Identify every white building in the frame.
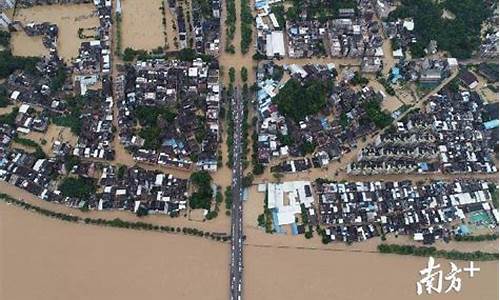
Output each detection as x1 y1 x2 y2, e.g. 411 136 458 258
266 31 285 58
267 181 314 226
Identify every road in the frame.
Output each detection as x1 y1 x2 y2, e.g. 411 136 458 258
229 87 244 300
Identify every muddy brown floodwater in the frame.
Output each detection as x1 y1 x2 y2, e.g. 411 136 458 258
244 245 498 300
0 202 229 300
11 4 99 62
1 202 497 300
120 0 165 51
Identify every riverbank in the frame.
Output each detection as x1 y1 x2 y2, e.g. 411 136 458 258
1 201 497 300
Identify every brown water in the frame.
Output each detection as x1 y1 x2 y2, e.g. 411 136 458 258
244 244 498 300
12 4 99 61
24 125 78 155
219 0 256 84
0 202 229 300
121 0 164 51
10 32 48 57
1 202 497 300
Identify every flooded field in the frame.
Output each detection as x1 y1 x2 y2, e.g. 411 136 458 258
121 0 164 51
10 32 48 57
12 4 99 61
367 80 405 112
24 125 78 155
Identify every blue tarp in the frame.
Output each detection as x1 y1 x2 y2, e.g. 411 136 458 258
290 223 298 235
391 67 402 83
271 209 283 233
459 224 471 235
419 162 429 171
320 117 330 129
484 119 499 130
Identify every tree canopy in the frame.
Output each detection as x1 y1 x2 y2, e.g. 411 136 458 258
273 79 328 122
388 0 491 59
189 171 213 210
0 51 40 78
59 177 96 199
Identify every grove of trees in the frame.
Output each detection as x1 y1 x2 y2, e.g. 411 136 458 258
273 79 328 122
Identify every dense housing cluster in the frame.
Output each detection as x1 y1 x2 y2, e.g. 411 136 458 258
0 1 192 217
255 0 386 73
164 0 221 53
349 90 499 175
316 179 499 244
5 22 65 110
255 62 394 172
191 0 221 56
115 58 221 171
0 144 188 216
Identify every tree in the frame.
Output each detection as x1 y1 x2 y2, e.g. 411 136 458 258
189 171 213 210
240 67 248 82
301 140 316 155
122 47 136 61
136 206 149 217
273 79 327 122
272 171 284 182
257 214 266 227
242 174 254 187
178 48 196 61
58 177 96 199
0 107 19 126
387 0 491 59
50 65 67 91
64 155 80 172
117 165 127 179
206 211 218 220
350 72 369 86
0 51 40 78
363 100 393 129
228 67 236 83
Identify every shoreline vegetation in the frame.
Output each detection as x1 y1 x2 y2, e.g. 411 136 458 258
0 193 231 243
377 244 499 261
2 191 498 261
454 234 499 242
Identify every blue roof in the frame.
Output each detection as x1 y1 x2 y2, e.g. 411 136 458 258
484 119 499 130
255 0 267 9
271 209 283 233
257 89 268 101
320 117 330 129
419 162 429 171
459 224 470 235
